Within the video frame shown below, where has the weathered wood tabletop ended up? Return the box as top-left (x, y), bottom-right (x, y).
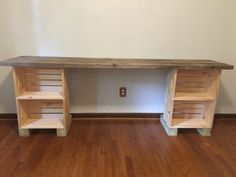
top-left (0, 56), bottom-right (233, 69)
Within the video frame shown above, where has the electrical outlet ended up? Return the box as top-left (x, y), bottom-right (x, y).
top-left (120, 87), bottom-right (127, 97)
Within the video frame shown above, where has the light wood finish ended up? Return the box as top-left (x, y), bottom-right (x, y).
top-left (160, 115), bottom-right (178, 136)
top-left (4, 57), bottom-right (233, 136)
top-left (56, 114), bottom-right (72, 136)
top-left (163, 69), bottom-right (222, 135)
top-left (0, 119), bottom-right (236, 177)
top-left (0, 56), bottom-right (233, 69)
top-left (23, 67), bottom-right (63, 92)
top-left (174, 93), bottom-right (215, 101)
top-left (13, 67), bottom-right (70, 136)
top-left (21, 119), bottom-right (64, 129)
top-left (61, 69), bottom-right (71, 135)
top-left (16, 92), bottom-right (64, 100)
top-left (163, 70), bottom-right (177, 127)
top-left (175, 69), bottom-right (221, 99)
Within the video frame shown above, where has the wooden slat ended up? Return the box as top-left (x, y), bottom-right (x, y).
top-left (173, 108), bottom-right (203, 114)
top-left (16, 92), bottom-right (64, 100)
top-left (26, 101), bottom-right (63, 107)
top-left (175, 87), bottom-right (206, 93)
top-left (28, 108), bottom-right (63, 114)
top-left (163, 70), bottom-right (177, 126)
top-left (25, 85), bottom-right (62, 92)
top-left (171, 119), bottom-right (209, 128)
top-left (173, 112), bottom-right (203, 119)
top-left (25, 74), bottom-right (62, 81)
top-left (176, 81), bottom-right (205, 87)
top-left (20, 119), bottom-right (64, 129)
top-left (174, 101), bottom-right (204, 108)
top-left (174, 93), bottom-right (215, 101)
top-left (173, 114), bottom-right (203, 119)
top-left (27, 101), bottom-right (63, 114)
top-left (176, 77), bottom-right (210, 82)
top-left (61, 68), bottom-right (70, 131)
top-left (26, 80), bottom-right (62, 86)
top-left (24, 68), bottom-right (62, 75)
top-left (28, 113), bottom-right (64, 119)
top-left (177, 70), bottom-right (214, 76)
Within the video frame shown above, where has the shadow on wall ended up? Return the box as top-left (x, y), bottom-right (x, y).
top-left (216, 81), bottom-right (234, 113)
top-left (0, 68), bottom-right (16, 113)
top-left (69, 69), bottom-right (100, 112)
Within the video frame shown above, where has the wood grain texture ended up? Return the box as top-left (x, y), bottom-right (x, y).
top-left (163, 69), bottom-right (222, 130)
top-left (0, 56), bottom-right (233, 69)
top-left (0, 118), bottom-right (235, 177)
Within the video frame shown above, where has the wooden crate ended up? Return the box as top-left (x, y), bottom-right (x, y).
top-left (13, 67), bottom-right (71, 136)
top-left (163, 69), bottom-right (221, 135)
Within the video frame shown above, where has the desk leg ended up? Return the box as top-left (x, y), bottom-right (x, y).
top-left (162, 70), bottom-right (178, 136)
top-left (197, 128), bottom-right (212, 136)
top-left (19, 129), bottom-right (30, 137)
top-left (57, 114), bottom-right (72, 137)
top-left (160, 115), bottom-right (178, 136)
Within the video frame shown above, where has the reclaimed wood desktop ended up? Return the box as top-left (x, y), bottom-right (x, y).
top-left (0, 56), bottom-right (233, 137)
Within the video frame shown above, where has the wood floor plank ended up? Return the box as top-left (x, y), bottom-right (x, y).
top-left (0, 119), bottom-right (235, 177)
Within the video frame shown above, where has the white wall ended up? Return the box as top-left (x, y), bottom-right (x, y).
top-left (0, 0), bottom-right (235, 113)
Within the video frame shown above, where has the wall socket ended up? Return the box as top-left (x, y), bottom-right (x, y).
top-left (120, 87), bottom-right (127, 97)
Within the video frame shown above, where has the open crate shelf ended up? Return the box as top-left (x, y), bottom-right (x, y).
top-left (163, 69), bottom-right (221, 131)
top-left (174, 69), bottom-right (220, 101)
top-left (170, 101), bottom-right (214, 128)
top-left (14, 67), bottom-right (64, 98)
top-left (18, 100), bottom-right (65, 129)
top-left (13, 67), bottom-right (70, 136)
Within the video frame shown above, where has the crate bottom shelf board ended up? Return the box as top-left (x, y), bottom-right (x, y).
top-left (20, 119), bottom-right (65, 129)
top-left (174, 93), bottom-right (215, 101)
top-left (16, 91), bottom-right (64, 100)
top-left (171, 118), bottom-right (211, 128)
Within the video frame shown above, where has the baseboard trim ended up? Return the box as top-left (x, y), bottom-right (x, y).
top-left (0, 113), bottom-right (18, 119)
top-left (71, 113), bottom-right (161, 119)
top-left (214, 113), bottom-right (236, 119)
top-left (0, 113), bottom-right (235, 120)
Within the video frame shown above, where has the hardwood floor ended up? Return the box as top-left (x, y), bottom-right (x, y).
top-left (0, 118), bottom-right (235, 177)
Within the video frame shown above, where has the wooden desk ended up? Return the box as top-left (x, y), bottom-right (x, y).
top-left (0, 56), bottom-right (233, 136)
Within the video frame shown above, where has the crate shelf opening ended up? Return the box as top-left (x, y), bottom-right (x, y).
top-left (175, 69), bottom-right (220, 100)
top-left (170, 101), bottom-right (214, 128)
top-left (18, 100), bottom-right (65, 129)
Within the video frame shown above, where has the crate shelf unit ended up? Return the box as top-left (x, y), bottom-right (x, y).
top-left (13, 67), bottom-right (71, 137)
top-left (162, 69), bottom-right (221, 136)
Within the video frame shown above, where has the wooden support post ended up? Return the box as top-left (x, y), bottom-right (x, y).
top-left (197, 128), bottom-right (212, 136)
top-left (160, 115), bottom-right (178, 136)
top-left (19, 129), bottom-right (30, 137)
top-left (57, 114), bottom-right (72, 137)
